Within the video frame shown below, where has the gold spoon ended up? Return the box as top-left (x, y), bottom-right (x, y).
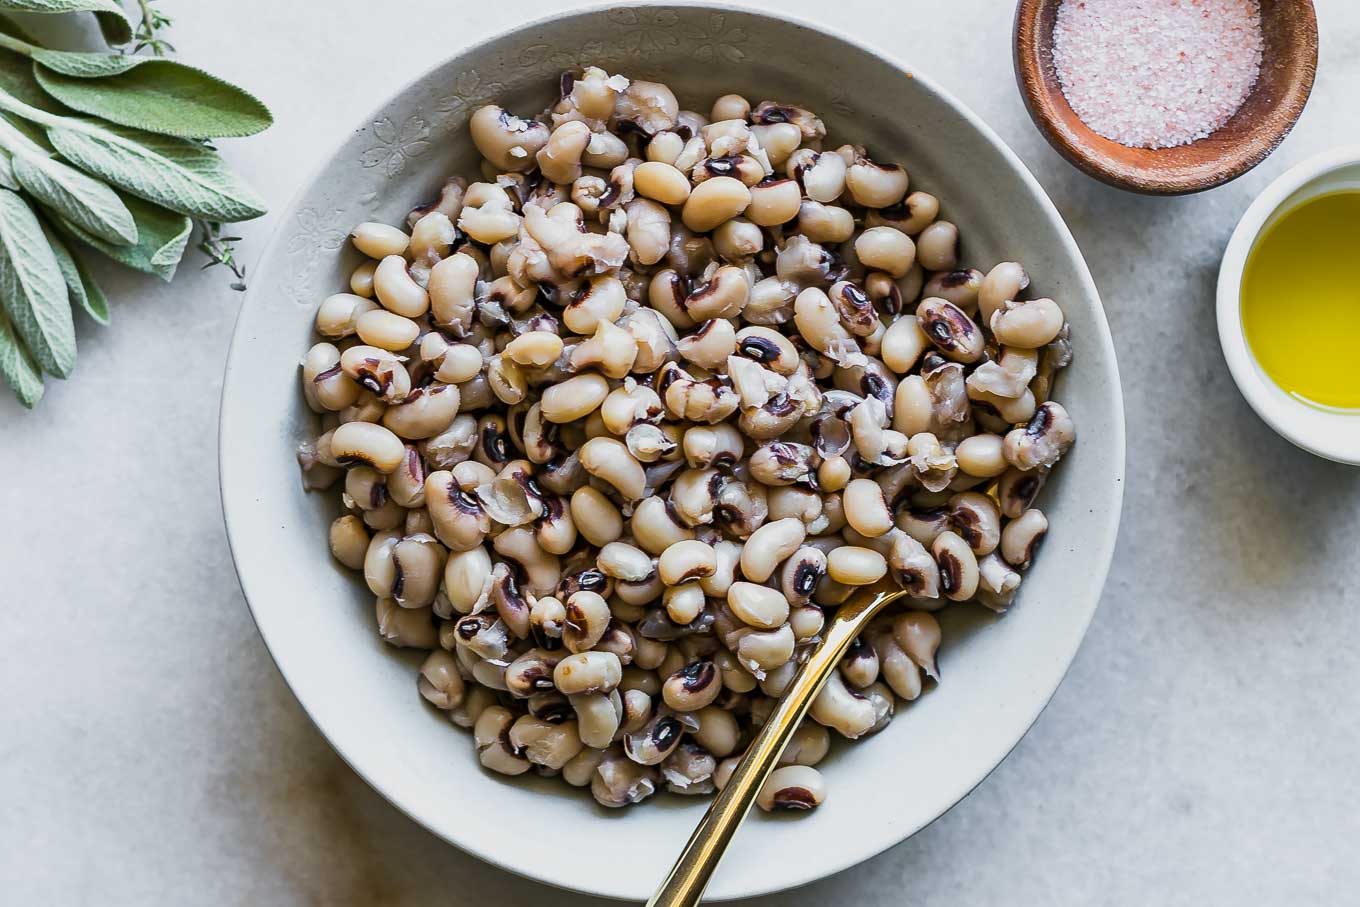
top-left (647, 584), bottom-right (908, 907)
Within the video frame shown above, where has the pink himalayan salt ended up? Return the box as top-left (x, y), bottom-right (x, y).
top-left (1052, 0), bottom-right (1263, 150)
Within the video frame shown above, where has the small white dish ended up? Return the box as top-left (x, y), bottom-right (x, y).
top-left (1217, 146), bottom-right (1360, 464)
top-left (219, 3), bottom-right (1125, 901)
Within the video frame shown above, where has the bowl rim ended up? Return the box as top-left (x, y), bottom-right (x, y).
top-left (219, 1), bottom-right (1127, 900)
top-left (1216, 144), bottom-right (1360, 466)
top-left (1013, 0), bottom-right (1319, 196)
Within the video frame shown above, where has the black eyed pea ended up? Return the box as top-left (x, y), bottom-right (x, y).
top-left (553, 650), bottom-right (623, 695)
top-left (779, 546), bottom-right (827, 606)
top-left (699, 539), bottom-right (742, 598)
top-left (948, 491), bottom-right (1002, 556)
top-left (843, 478), bottom-right (893, 538)
top-left (339, 345), bottom-right (411, 404)
top-left (447, 684), bottom-right (498, 730)
top-left (681, 176), bottom-right (751, 233)
top-left (493, 526), bottom-right (562, 598)
top-left (563, 590), bottom-right (612, 653)
top-left (529, 594), bottom-right (567, 650)
top-left (614, 79), bottom-right (680, 135)
top-left (570, 692), bottom-right (623, 749)
top-left (592, 749), bottom-right (660, 807)
top-left (1003, 401), bottom-right (1075, 470)
top-left (677, 318), bottom-right (738, 371)
top-left (315, 293), bottom-right (378, 338)
top-left (798, 150), bottom-right (847, 203)
top-left (855, 226), bottom-right (916, 278)
top-left (664, 581), bottom-right (706, 625)
top-left (979, 260), bottom-right (1030, 325)
top-left (713, 217), bottom-right (763, 262)
top-left (562, 746), bottom-right (610, 788)
top-left (619, 686), bottom-right (654, 734)
top-left (632, 495), bottom-right (697, 555)
top-left (1001, 508), bottom-right (1048, 569)
top-left (329, 515), bottom-right (370, 570)
top-left (536, 120), bottom-right (592, 185)
top-left (361, 497), bottom-right (405, 531)
top-left (658, 539), bottom-right (718, 586)
top-left (331, 421), bottom-right (405, 473)
top-left (350, 221), bottom-right (409, 259)
top-left (427, 252), bottom-right (479, 332)
top-left (714, 648), bottom-right (757, 694)
top-left (571, 319), bottom-right (640, 379)
top-left (443, 545), bottom-right (492, 614)
top-left (898, 191), bottom-right (940, 234)
top-left (734, 623), bottom-right (796, 677)
top-left (796, 200), bottom-right (856, 244)
top-left (892, 611), bottom-right (942, 680)
top-left (646, 131), bottom-right (685, 165)
top-left (726, 582), bottom-right (791, 630)
top-left (505, 647), bottom-right (566, 699)
top-left (634, 161), bottom-right (692, 206)
top-left (880, 313), bottom-right (931, 376)
top-left (381, 384), bottom-right (461, 441)
top-left (373, 254), bottom-right (429, 318)
top-left (915, 220), bottom-right (959, 271)
top-left (354, 309), bottom-right (420, 352)
top-left (923, 268), bottom-right (985, 314)
top-left (809, 669), bottom-right (877, 739)
top-left (571, 486), bottom-right (624, 548)
top-left (778, 721), bottom-right (831, 767)
top-left (350, 261), bottom-right (377, 298)
top-left (389, 535), bottom-right (445, 608)
top-left (977, 552), bottom-right (1023, 611)
top-left (374, 597), bottom-right (437, 649)
top-left (817, 455), bottom-right (852, 493)
top-left (303, 343), bottom-right (361, 413)
top-left (622, 711), bottom-right (687, 766)
top-left (839, 633), bottom-right (881, 689)
top-left (828, 280), bottom-right (881, 337)
top-left (955, 433), bottom-right (1009, 478)
top-left (474, 705), bottom-right (533, 776)
top-left (692, 704), bottom-right (740, 758)
top-left (540, 373), bottom-right (610, 424)
top-left (738, 517), bottom-right (807, 583)
top-left (990, 297), bottom-right (1066, 349)
top-left (747, 441), bottom-right (815, 487)
top-left (710, 93), bottom-right (751, 121)
top-left (998, 466), bottom-right (1048, 518)
top-left (626, 197), bottom-right (672, 267)
top-left (469, 104), bottom-right (549, 172)
top-left (417, 649), bottom-right (465, 709)
top-left (868, 626), bottom-right (923, 701)
top-left (661, 659), bottom-right (723, 711)
top-left (793, 286), bottom-right (854, 355)
top-left (564, 274), bottom-right (628, 336)
top-left (846, 157), bottom-right (909, 209)
top-left (582, 130), bottom-right (629, 169)
top-left (827, 545), bottom-right (888, 585)
top-left (597, 541), bottom-right (655, 583)
top-left (746, 177), bottom-right (802, 226)
top-left (932, 529), bottom-right (979, 601)
top-left (504, 331), bottom-right (563, 368)
top-left (916, 296), bottom-right (985, 363)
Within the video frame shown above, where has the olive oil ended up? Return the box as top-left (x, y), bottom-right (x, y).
top-left (1241, 191), bottom-right (1360, 410)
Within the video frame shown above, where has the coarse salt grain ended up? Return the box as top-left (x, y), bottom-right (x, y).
top-left (1052, 0), bottom-right (1263, 150)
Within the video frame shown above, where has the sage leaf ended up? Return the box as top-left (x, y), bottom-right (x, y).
top-left (56, 190), bottom-right (190, 282)
top-left (0, 304), bottom-right (42, 406)
top-left (0, 0), bottom-right (131, 45)
top-left (0, 186), bottom-right (73, 375)
top-left (28, 47), bottom-right (141, 78)
top-left (0, 150), bottom-right (16, 189)
top-left (47, 119), bottom-right (265, 221)
top-left (41, 215), bottom-right (105, 323)
top-left (0, 113), bottom-right (136, 243)
top-left (34, 57), bottom-right (272, 138)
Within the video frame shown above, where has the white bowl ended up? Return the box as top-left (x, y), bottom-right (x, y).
top-left (219, 4), bottom-right (1125, 901)
top-left (1217, 146), bottom-right (1360, 464)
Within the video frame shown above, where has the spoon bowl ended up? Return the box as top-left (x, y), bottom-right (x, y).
top-left (1014, 0), bottom-right (1318, 194)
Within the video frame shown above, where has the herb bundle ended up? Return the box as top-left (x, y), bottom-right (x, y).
top-left (0, 0), bottom-right (271, 408)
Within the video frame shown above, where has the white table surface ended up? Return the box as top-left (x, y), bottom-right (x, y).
top-left (3, 1), bottom-right (1358, 904)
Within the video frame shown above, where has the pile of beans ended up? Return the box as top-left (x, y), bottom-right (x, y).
top-left (297, 67), bottom-right (1076, 813)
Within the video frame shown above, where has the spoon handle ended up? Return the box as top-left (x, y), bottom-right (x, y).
top-left (646, 586), bottom-right (905, 907)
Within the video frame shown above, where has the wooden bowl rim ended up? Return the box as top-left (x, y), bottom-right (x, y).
top-left (1013, 0), bottom-right (1319, 195)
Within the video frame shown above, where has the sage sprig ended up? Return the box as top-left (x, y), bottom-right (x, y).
top-left (0, 1), bottom-right (271, 408)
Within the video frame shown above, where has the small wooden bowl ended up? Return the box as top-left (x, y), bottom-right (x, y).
top-left (1014, 0), bottom-right (1318, 195)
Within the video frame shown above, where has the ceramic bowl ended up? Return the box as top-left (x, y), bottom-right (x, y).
top-left (1217, 146), bottom-right (1360, 464)
top-left (220, 3), bottom-right (1125, 900)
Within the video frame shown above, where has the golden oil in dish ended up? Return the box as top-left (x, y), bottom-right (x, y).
top-left (1241, 191), bottom-right (1360, 410)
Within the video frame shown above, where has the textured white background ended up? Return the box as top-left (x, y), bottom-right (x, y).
top-left (3, 1), bottom-right (1358, 904)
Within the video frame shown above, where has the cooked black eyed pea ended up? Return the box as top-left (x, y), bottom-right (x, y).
top-left (355, 308), bottom-right (420, 352)
top-left (418, 649), bottom-right (465, 709)
top-left (646, 131), bottom-right (685, 165)
top-left (1001, 508), bottom-right (1048, 569)
top-left (301, 343), bottom-right (347, 413)
top-left (779, 546), bottom-right (827, 607)
top-left (526, 691), bottom-right (574, 724)
top-left (738, 517), bottom-right (806, 583)
top-left (618, 687), bottom-right (654, 735)
top-left (676, 318), bottom-right (738, 371)
top-left (329, 515), bottom-right (370, 570)
top-left (345, 465), bottom-right (387, 513)
top-left (1004, 401), bottom-right (1075, 470)
top-left (855, 226), bottom-right (915, 278)
top-left (622, 709), bottom-right (688, 766)
top-left (713, 217), bottom-right (763, 262)
top-left (424, 470), bottom-right (491, 552)
top-left (955, 433), bottom-right (1008, 478)
top-left (493, 527), bottom-right (562, 599)
top-left (733, 326), bottom-right (799, 376)
top-left (710, 93), bottom-right (751, 121)
top-left (726, 582), bottom-right (791, 630)
top-left (828, 280), bottom-right (880, 337)
top-left (746, 177), bottom-right (802, 226)
top-left (389, 535), bottom-right (445, 608)
top-left (892, 610), bottom-right (942, 681)
top-left (923, 268), bottom-right (985, 314)
top-left (553, 650), bottom-right (623, 695)
top-left (698, 539), bottom-right (742, 599)
top-left (505, 648), bottom-right (566, 698)
top-left (562, 746), bottom-right (609, 788)
top-left (845, 156), bottom-right (909, 208)
top-left (931, 529), bottom-right (979, 601)
top-left (634, 161), bottom-right (692, 206)
top-left (662, 659), bottom-right (723, 711)
top-left (570, 486), bottom-right (624, 547)
top-left (339, 345), bottom-right (411, 403)
top-left (597, 541), bottom-right (655, 584)
top-left (734, 623), bottom-right (796, 677)
top-left (382, 384), bottom-right (461, 441)
top-left (827, 545), bottom-right (888, 585)
top-left (473, 706), bottom-right (532, 776)
top-left (562, 590), bottom-right (611, 653)
top-left (748, 441), bottom-right (815, 487)
top-left (331, 421), bottom-right (405, 473)
top-left (350, 221), bottom-right (409, 259)
top-left (373, 254), bottom-right (430, 318)
top-left (349, 260), bottom-right (377, 298)
top-left (629, 495), bottom-right (694, 556)
top-left (663, 581), bottom-right (706, 625)
top-left (374, 597), bottom-right (437, 649)
top-left (990, 296), bottom-right (1066, 350)
top-left (469, 105), bottom-right (549, 172)
top-left (693, 153), bottom-right (765, 187)
top-left (529, 595), bottom-right (567, 650)
top-left (385, 447), bottom-right (426, 509)
top-left (793, 286), bottom-right (854, 355)
top-left (681, 176), bottom-right (751, 232)
top-left (796, 200), bottom-right (856, 244)
top-left (592, 748), bottom-right (661, 807)
top-left (843, 478), bottom-right (893, 538)
top-left (315, 293), bottom-right (378, 339)
top-left (916, 220), bottom-right (959, 271)
top-left (504, 331), bottom-right (564, 369)
top-left (570, 692), bottom-right (623, 748)
top-left (810, 669), bottom-right (877, 738)
top-left (539, 373), bottom-right (609, 424)
top-left (867, 627), bottom-right (923, 701)
top-left (979, 260), bottom-right (1030, 325)
top-left (948, 492), bottom-right (1002, 556)
top-left (977, 552), bottom-right (1023, 611)
top-left (657, 539), bottom-right (718, 586)
top-left (580, 437), bottom-right (647, 502)
top-left (755, 764), bottom-right (827, 812)
top-left (879, 315), bottom-right (930, 377)
top-left (916, 296), bottom-right (984, 363)
top-left (839, 634), bottom-right (880, 688)
top-left (997, 466), bottom-right (1048, 518)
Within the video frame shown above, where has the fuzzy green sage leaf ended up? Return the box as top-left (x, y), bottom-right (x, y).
top-left (0, 0), bottom-right (131, 45)
top-left (41, 214), bottom-right (105, 323)
top-left (56, 189), bottom-right (189, 282)
top-left (0, 186), bottom-right (73, 376)
top-left (0, 303), bottom-right (41, 406)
